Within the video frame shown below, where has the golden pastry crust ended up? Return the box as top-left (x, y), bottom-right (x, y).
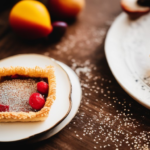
top-left (0, 66), bottom-right (56, 122)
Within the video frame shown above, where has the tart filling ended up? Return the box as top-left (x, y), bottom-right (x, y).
top-left (0, 66), bottom-right (56, 122)
top-left (0, 77), bottom-right (48, 112)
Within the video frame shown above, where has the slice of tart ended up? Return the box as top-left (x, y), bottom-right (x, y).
top-left (0, 66), bottom-right (56, 122)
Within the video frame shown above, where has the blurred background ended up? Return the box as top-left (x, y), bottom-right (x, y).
top-left (1, 1), bottom-right (150, 150)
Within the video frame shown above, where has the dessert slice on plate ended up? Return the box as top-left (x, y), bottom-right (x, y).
top-left (0, 66), bottom-right (56, 122)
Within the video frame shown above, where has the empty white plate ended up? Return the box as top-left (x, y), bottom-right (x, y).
top-left (105, 13), bottom-right (150, 109)
top-left (0, 54), bottom-right (72, 142)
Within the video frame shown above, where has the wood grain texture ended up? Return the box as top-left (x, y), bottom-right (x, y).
top-left (0, 0), bottom-right (150, 150)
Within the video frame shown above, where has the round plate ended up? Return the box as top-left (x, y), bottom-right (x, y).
top-left (0, 54), bottom-right (72, 142)
top-left (24, 61), bottom-right (82, 143)
top-left (105, 13), bottom-right (150, 109)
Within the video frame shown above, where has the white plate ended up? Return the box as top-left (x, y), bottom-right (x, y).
top-left (25, 61), bottom-right (82, 143)
top-left (0, 54), bottom-right (72, 142)
top-left (105, 13), bottom-right (150, 109)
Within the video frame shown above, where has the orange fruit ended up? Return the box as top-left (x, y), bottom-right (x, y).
top-left (48, 0), bottom-right (85, 19)
top-left (9, 0), bottom-right (53, 39)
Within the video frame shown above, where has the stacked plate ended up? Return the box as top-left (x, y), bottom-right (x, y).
top-left (0, 54), bottom-right (82, 142)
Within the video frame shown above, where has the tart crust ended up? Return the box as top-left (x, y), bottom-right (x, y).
top-left (0, 66), bottom-right (56, 122)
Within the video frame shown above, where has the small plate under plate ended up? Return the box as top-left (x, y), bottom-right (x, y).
top-left (0, 54), bottom-right (72, 142)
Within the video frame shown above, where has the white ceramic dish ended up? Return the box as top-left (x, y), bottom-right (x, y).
top-left (105, 13), bottom-right (150, 109)
top-left (0, 54), bottom-right (72, 142)
top-left (25, 61), bottom-right (82, 143)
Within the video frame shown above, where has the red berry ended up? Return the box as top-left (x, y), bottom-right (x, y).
top-left (11, 74), bottom-right (29, 79)
top-left (11, 74), bottom-right (19, 79)
top-left (0, 104), bottom-right (9, 112)
top-left (29, 93), bottom-right (45, 110)
top-left (37, 81), bottom-right (49, 95)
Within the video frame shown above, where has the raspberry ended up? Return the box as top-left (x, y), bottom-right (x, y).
top-left (37, 81), bottom-right (49, 95)
top-left (29, 93), bottom-right (45, 110)
top-left (11, 74), bottom-right (28, 79)
top-left (11, 74), bottom-right (19, 79)
top-left (0, 104), bottom-right (9, 112)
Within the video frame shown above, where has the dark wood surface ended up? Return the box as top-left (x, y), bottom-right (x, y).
top-left (0, 0), bottom-right (150, 150)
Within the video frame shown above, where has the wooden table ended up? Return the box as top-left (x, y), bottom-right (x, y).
top-left (0, 0), bottom-right (150, 150)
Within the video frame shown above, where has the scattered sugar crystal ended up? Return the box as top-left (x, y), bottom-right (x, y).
top-left (41, 16), bottom-right (150, 149)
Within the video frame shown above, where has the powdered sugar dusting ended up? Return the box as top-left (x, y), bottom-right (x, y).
top-left (0, 79), bottom-right (37, 112)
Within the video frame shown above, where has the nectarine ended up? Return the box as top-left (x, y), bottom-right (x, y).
top-left (9, 0), bottom-right (53, 39)
top-left (48, 0), bottom-right (85, 20)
